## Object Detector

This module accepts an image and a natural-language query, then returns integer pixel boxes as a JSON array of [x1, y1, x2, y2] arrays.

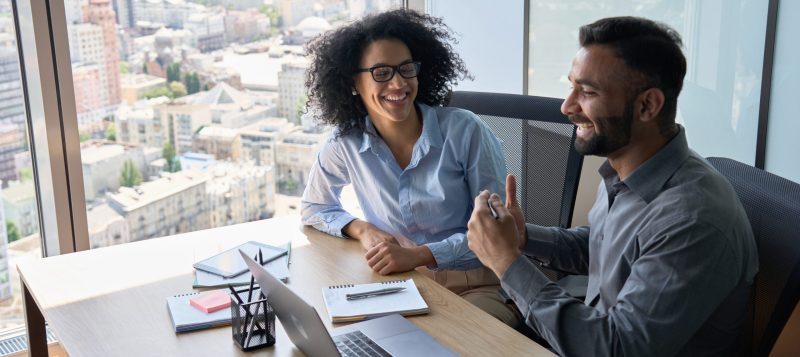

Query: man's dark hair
[[580, 17, 686, 135], [305, 9, 470, 136]]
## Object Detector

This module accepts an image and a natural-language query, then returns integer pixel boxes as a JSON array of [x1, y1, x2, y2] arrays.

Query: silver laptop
[[240, 250, 457, 357]]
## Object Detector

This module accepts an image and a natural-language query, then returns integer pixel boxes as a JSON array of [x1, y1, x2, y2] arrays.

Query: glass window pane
[[67, 0, 401, 249], [427, 0, 524, 94], [0, 1, 44, 334], [527, 1, 769, 165], [765, 0, 799, 183]]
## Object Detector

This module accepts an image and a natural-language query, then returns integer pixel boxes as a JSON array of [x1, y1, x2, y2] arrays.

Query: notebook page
[[322, 279, 428, 322]]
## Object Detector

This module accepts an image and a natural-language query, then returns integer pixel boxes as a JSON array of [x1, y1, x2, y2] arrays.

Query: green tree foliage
[[285, 176, 298, 193], [143, 82, 188, 100], [105, 123, 116, 141], [184, 72, 201, 94], [119, 159, 142, 188], [119, 61, 129, 74], [143, 86, 172, 99], [79, 133, 91, 142], [162, 142, 182, 173], [142, 62, 149, 74], [19, 167, 33, 181], [169, 81, 188, 98], [295, 95, 309, 118], [6, 220, 20, 243], [166, 63, 181, 83], [259, 4, 283, 29]]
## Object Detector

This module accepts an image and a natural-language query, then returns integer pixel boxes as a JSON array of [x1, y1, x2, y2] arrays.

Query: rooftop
[[107, 170, 208, 212], [87, 203, 124, 235], [2, 180, 35, 203]]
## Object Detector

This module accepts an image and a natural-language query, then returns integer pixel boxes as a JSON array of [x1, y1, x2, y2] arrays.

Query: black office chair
[[448, 91, 583, 284], [448, 91, 583, 229], [707, 157, 800, 356]]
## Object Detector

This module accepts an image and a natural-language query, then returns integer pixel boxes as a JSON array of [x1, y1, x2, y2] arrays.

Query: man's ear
[[636, 88, 665, 123]]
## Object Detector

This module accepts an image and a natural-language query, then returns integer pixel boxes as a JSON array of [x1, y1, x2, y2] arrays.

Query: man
[[466, 17, 758, 356]]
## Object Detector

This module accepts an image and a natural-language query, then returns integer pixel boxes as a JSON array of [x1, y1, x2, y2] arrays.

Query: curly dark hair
[[305, 9, 471, 136]]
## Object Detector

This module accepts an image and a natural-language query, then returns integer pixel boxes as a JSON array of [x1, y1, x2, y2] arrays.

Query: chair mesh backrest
[[707, 157, 800, 356], [448, 91, 583, 228]]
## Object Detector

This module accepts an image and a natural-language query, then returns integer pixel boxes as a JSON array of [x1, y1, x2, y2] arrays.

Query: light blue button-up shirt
[[301, 103, 507, 270]]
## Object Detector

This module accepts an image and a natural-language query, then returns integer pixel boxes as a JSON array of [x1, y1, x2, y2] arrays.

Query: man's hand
[[467, 190, 521, 278], [365, 243, 434, 275], [343, 220, 400, 250], [505, 175, 527, 249]]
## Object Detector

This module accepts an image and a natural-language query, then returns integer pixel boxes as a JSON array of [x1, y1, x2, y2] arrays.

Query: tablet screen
[[193, 241, 287, 278]]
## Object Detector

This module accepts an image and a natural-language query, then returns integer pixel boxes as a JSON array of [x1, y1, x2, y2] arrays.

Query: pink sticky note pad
[[189, 290, 232, 313]]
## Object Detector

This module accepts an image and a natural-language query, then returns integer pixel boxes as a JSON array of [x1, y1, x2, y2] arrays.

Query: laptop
[[239, 250, 457, 357]]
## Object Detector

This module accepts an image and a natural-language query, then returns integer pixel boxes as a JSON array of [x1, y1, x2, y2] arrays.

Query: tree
[[184, 72, 201, 94], [105, 123, 116, 141], [295, 95, 308, 119], [285, 175, 298, 194], [169, 81, 187, 98], [119, 61, 129, 74], [143, 86, 171, 99], [79, 132, 91, 142], [142, 62, 148, 74], [19, 167, 33, 181], [119, 159, 142, 188], [6, 220, 20, 243], [166, 63, 181, 83], [162, 142, 181, 173], [259, 4, 283, 30]]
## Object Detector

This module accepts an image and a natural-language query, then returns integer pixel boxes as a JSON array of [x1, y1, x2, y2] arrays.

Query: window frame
[[13, 0, 89, 256]]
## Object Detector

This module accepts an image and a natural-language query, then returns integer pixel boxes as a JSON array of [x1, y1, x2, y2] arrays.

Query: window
[[524, 1, 769, 165], [0, 0, 44, 334], [765, 0, 800, 182]]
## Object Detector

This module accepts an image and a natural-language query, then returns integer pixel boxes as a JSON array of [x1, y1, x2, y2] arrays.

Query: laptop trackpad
[[375, 330, 457, 356]]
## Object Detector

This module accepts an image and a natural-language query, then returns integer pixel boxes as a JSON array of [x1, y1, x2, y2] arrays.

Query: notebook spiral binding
[[328, 280, 405, 289], [380, 280, 405, 285], [172, 292, 200, 297], [329, 284, 355, 289]]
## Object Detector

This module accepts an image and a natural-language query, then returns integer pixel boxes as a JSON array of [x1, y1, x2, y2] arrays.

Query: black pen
[[228, 284, 243, 304], [247, 251, 259, 302]]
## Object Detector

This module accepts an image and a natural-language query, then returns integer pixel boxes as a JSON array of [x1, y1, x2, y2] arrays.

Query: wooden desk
[[18, 215, 552, 356]]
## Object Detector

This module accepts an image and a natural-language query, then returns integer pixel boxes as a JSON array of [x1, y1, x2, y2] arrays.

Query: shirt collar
[[599, 125, 691, 204], [357, 103, 444, 153]]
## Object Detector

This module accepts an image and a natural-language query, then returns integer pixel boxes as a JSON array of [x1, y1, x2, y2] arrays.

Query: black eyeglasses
[[357, 61, 421, 82]]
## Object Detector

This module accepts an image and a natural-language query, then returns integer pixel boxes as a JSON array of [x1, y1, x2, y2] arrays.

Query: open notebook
[[322, 279, 429, 323]]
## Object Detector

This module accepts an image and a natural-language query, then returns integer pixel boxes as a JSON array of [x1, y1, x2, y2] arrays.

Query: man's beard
[[572, 99, 635, 156]]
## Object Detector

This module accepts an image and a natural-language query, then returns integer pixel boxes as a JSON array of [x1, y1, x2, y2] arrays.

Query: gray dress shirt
[[501, 127, 758, 356]]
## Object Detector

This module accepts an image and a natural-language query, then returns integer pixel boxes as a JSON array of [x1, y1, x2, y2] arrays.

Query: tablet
[[193, 241, 287, 278]]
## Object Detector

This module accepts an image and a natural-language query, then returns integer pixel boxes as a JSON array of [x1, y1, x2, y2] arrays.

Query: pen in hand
[[488, 200, 499, 220], [346, 287, 406, 300]]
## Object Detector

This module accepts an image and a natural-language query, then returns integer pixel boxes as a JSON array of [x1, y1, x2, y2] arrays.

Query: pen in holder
[[230, 285, 275, 351]]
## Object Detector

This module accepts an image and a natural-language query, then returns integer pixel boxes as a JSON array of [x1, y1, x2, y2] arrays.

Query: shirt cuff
[[523, 224, 559, 264], [327, 214, 357, 238], [500, 255, 552, 317], [424, 240, 453, 270]]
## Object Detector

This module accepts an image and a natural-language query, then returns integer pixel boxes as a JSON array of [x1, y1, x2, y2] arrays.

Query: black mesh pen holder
[[230, 286, 275, 351]]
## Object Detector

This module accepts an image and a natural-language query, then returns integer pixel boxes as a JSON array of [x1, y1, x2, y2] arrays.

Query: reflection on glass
[[528, 0, 768, 164]]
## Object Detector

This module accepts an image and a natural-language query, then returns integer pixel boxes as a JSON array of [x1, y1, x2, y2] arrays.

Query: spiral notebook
[[321, 279, 429, 323], [166, 288, 232, 333]]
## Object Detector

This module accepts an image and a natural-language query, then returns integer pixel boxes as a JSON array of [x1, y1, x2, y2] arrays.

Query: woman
[[301, 9, 519, 327]]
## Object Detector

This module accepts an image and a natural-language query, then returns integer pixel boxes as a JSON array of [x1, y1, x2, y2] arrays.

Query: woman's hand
[[343, 220, 400, 250], [365, 243, 434, 275]]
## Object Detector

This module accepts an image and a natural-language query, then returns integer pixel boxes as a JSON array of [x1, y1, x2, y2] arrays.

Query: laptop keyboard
[[333, 330, 392, 357]]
